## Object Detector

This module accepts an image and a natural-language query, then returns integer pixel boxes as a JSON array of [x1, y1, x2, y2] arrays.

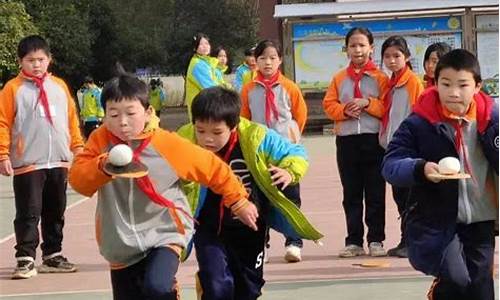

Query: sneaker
[[264, 250, 270, 264], [37, 255, 77, 273], [284, 245, 302, 263], [12, 259, 37, 279], [387, 245, 408, 258], [368, 242, 387, 257], [339, 244, 366, 258]]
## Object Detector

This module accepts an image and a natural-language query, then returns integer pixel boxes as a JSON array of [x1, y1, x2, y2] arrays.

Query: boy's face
[[19, 49, 51, 78], [104, 98, 152, 141], [424, 51, 439, 78], [194, 120, 233, 153], [437, 68, 481, 116]]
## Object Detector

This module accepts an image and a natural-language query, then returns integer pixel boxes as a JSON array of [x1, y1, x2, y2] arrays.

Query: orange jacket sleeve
[[154, 131, 248, 207], [54, 77, 84, 152], [240, 83, 252, 120], [364, 71, 389, 119], [282, 78, 308, 133], [0, 79, 17, 160], [323, 73, 348, 121], [407, 74, 424, 107], [68, 127, 113, 197]]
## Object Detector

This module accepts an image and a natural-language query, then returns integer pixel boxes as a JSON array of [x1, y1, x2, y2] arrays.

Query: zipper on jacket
[[128, 179, 146, 252]]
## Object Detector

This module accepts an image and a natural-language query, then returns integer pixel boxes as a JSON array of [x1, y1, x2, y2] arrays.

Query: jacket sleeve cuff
[[413, 159, 427, 184]]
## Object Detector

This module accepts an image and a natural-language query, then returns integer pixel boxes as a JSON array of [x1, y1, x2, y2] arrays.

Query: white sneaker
[[264, 250, 270, 264], [284, 245, 302, 263], [339, 244, 366, 258], [368, 242, 387, 257]]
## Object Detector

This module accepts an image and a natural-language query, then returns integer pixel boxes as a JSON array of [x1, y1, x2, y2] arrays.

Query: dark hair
[[211, 46, 226, 58], [17, 35, 51, 59], [101, 63, 149, 110], [435, 49, 482, 84], [191, 86, 240, 129], [423, 42, 452, 68], [254, 40, 282, 58], [84, 76, 94, 84], [381, 35, 413, 70], [193, 33, 210, 53], [244, 46, 256, 57], [345, 27, 374, 46]]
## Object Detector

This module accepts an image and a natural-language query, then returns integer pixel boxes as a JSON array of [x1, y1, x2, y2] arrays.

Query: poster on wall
[[293, 16, 462, 90], [476, 14, 498, 98]]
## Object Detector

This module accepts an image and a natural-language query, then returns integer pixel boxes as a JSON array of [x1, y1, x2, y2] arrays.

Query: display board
[[293, 16, 462, 90], [476, 14, 499, 98]]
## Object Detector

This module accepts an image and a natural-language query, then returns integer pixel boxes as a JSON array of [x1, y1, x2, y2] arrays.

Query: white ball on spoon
[[108, 144, 133, 166], [438, 157, 461, 175]]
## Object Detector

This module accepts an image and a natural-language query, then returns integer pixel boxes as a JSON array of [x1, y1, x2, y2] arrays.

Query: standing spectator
[[234, 46, 257, 93], [185, 33, 220, 119], [241, 40, 308, 263], [322, 27, 389, 258], [80, 76, 103, 138], [0, 35, 83, 279], [422, 42, 452, 88], [149, 78, 166, 118], [379, 36, 424, 258], [211, 46, 231, 88]]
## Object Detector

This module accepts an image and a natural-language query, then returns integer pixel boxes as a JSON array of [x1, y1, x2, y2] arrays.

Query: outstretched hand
[[233, 201, 259, 231]]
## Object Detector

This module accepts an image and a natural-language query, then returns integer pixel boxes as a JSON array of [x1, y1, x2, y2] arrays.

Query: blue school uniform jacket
[[381, 88, 498, 276]]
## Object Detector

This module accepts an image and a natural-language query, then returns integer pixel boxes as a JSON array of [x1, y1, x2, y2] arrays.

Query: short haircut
[[423, 42, 452, 68], [435, 49, 482, 84], [191, 86, 240, 129], [381, 35, 412, 69], [84, 76, 94, 84], [101, 64, 149, 110], [17, 35, 51, 59], [254, 40, 282, 58], [345, 27, 374, 46]]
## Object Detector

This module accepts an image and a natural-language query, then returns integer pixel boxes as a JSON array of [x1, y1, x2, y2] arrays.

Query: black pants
[[110, 247, 179, 300], [391, 186, 409, 247], [282, 184, 303, 248], [13, 168, 68, 259], [83, 121, 100, 139], [429, 221, 495, 300], [336, 134, 386, 246], [194, 219, 267, 300]]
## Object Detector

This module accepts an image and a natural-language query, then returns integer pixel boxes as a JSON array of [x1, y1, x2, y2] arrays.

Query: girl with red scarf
[[240, 40, 307, 263], [379, 35, 423, 258], [422, 42, 452, 88], [323, 27, 389, 258]]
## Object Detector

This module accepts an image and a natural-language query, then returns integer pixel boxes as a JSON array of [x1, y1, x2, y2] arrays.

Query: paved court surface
[[0, 135, 497, 299]]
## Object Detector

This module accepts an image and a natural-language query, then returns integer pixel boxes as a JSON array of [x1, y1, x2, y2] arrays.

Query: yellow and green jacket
[[149, 86, 166, 112], [178, 118, 323, 259], [80, 84, 104, 122], [185, 54, 220, 117]]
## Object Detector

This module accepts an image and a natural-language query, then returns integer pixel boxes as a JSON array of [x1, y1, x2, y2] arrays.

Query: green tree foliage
[[21, 0, 93, 92], [0, 1, 37, 85]]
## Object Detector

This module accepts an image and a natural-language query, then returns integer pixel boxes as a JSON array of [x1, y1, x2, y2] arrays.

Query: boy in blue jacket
[[178, 86, 322, 300], [382, 49, 498, 300]]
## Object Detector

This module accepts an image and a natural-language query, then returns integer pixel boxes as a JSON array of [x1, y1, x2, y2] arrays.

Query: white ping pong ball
[[108, 144, 133, 166]]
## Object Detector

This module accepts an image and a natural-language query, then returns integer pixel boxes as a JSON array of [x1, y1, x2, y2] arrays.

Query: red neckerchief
[[423, 75, 435, 88], [255, 71, 280, 127], [346, 60, 377, 98], [22, 70, 53, 125], [108, 132, 193, 235], [380, 66, 408, 135], [413, 88, 493, 185], [215, 130, 239, 234]]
